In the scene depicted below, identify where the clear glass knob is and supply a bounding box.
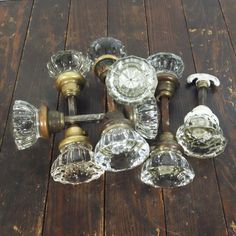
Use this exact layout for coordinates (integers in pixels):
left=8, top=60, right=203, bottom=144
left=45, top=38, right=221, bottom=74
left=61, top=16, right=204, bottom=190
left=51, top=142, right=104, bottom=184
left=176, top=105, right=227, bottom=158
left=130, top=96, right=159, bottom=139
left=12, top=100, right=40, bottom=150
left=147, top=52, right=184, bottom=78
left=94, top=126, right=150, bottom=172
left=47, top=50, right=92, bottom=79
left=141, top=148, right=195, bottom=188
left=88, top=37, right=126, bottom=61
left=106, top=56, right=157, bottom=105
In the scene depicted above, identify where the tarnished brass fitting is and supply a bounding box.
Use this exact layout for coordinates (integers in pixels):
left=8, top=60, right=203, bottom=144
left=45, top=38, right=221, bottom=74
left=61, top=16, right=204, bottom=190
left=152, top=132, right=182, bottom=152
left=93, top=54, right=118, bottom=82
left=56, top=71, right=85, bottom=97
left=59, top=126, right=91, bottom=151
left=38, top=105, right=65, bottom=139
left=155, top=72, right=180, bottom=100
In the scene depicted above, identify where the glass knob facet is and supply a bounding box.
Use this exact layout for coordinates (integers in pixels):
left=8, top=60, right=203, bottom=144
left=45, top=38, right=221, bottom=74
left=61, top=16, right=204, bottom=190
left=47, top=50, right=92, bottom=79
left=141, top=148, right=195, bottom=188
left=127, top=96, right=159, bottom=139
left=51, top=142, right=104, bottom=185
left=106, top=56, right=157, bottom=105
left=147, top=52, right=184, bottom=78
left=94, top=126, right=150, bottom=172
left=88, top=37, right=127, bottom=61
left=176, top=105, right=227, bottom=158
left=12, top=100, right=40, bottom=150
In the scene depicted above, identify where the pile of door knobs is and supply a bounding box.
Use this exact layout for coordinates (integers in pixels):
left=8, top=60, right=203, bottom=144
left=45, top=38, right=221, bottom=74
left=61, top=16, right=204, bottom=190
left=12, top=37, right=227, bottom=188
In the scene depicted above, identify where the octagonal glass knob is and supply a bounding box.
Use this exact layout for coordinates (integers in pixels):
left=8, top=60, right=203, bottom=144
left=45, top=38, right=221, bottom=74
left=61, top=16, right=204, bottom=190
left=47, top=50, right=92, bottom=79
left=147, top=52, right=184, bottom=78
left=106, top=56, right=157, bottom=105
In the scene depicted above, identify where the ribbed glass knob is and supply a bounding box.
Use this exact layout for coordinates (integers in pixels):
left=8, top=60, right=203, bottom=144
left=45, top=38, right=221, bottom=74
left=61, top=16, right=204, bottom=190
left=88, top=37, right=126, bottom=60
left=176, top=105, right=227, bottom=158
left=12, top=100, right=40, bottom=150
left=141, top=149, right=195, bottom=188
left=51, top=142, right=104, bottom=185
left=131, top=96, right=159, bottom=139
left=106, top=56, right=157, bottom=105
left=147, top=52, right=184, bottom=78
left=94, top=127, right=150, bottom=172
left=47, top=50, right=92, bottom=79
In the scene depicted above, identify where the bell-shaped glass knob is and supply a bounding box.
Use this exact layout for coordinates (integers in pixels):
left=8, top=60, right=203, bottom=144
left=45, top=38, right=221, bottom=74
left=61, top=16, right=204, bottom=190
left=176, top=105, right=227, bottom=158
left=106, top=56, right=157, bottom=105
left=94, top=126, right=150, bottom=172
left=147, top=52, right=184, bottom=78
left=51, top=142, right=104, bottom=184
left=141, top=148, right=195, bottom=188
left=88, top=37, right=127, bottom=61
left=12, top=100, right=40, bottom=150
left=47, top=50, right=92, bottom=79
left=127, top=96, right=159, bottom=139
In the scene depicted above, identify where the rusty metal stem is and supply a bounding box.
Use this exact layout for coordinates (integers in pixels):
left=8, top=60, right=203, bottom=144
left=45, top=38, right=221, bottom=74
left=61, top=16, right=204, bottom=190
left=161, top=96, right=170, bottom=132
left=198, top=87, right=208, bottom=105
left=67, top=95, right=77, bottom=116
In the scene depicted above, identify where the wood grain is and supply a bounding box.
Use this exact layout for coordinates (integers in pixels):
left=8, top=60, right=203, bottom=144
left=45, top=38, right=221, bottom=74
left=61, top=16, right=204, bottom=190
left=183, top=0, right=236, bottom=235
left=0, top=1, right=33, bottom=146
left=43, top=0, right=107, bottom=235
left=146, top=0, right=228, bottom=235
left=0, top=0, right=70, bottom=235
left=105, top=1, right=166, bottom=235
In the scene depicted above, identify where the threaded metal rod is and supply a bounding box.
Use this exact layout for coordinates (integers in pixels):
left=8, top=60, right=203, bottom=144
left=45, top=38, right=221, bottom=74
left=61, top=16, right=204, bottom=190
left=65, top=113, right=106, bottom=123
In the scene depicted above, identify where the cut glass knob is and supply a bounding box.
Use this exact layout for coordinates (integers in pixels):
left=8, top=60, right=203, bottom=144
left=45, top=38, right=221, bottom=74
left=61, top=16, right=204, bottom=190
left=176, top=105, right=227, bottom=158
left=106, top=56, right=157, bottom=105
left=187, top=73, right=220, bottom=87
left=51, top=142, right=104, bottom=184
left=141, top=149, right=195, bottom=188
left=94, top=126, right=150, bottom=172
left=12, top=100, right=40, bottom=150
left=147, top=52, right=184, bottom=78
left=47, top=50, right=92, bottom=79
left=127, top=96, right=160, bottom=139
left=88, top=37, right=126, bottom=61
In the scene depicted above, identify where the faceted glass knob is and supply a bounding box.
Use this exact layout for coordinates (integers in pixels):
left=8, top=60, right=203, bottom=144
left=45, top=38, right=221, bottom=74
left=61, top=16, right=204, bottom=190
left=51, top=142, right=104, bottom=185
left=130, top=96, right=159, bottom=139
left=147, top=52, right=184, bottom=78
left=141, top=148, right=195, bottom=188
left=106, top=56, right=157, bottom=105
left=12, top=100, right=40, bottom=150
left=94, top=127, right=150, bottom=172
left=176, top=105, right=227, bottom=158
left=47, top=50, right=92, bottom=79
left=88, top=37, right=127, bottom=61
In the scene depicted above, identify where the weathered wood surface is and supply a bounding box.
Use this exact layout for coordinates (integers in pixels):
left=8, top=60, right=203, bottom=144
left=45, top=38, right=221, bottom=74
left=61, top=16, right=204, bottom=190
left=0, top=0, right=235, bottom=235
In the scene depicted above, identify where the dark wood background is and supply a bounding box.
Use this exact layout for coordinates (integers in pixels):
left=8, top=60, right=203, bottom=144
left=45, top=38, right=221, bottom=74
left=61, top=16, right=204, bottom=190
left=0, top=0, right=236, bottom=235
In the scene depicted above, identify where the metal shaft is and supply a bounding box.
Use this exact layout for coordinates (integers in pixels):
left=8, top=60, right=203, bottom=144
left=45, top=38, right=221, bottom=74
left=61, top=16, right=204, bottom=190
left=161, top=96, right=170, bottom=132
left=65, top=113, right=105, bottom=123
left=197, top=87, right=208, bottom=105
left=67, top=95, right=77, bottom=116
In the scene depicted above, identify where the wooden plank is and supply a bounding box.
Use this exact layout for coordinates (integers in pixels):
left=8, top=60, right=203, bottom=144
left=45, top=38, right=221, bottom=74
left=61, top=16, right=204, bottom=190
left=43, top=0, right=107, bottom=235
left=0, top=0, right=70, bottom=235
left=145, top=0, right=228, bottom=235
left=0, top=1, right=33, bottom=145
left=182, top=0, right=236, bottom=235
left=105, top=0, right=166, bottom=235
left=219, top=0, right=236, bottom=52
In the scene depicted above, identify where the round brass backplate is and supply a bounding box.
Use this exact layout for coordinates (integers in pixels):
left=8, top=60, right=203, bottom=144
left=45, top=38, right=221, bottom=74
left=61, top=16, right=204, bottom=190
left=38, top=105, right=50, bottom=139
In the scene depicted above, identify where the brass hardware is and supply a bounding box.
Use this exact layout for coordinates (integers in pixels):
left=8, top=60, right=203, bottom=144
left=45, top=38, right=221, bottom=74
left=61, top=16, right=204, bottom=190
left=155, top=72, right=179, bottom=100
left=153, top=132, right=182, bottom=152
left=196, top=80, right=209, bottom=89
left=56, top=71, right=85, bottom=97
left=38, top=105, right=50, bottom=139
left=93, top=54, right=118, bottom=82
left=59, top=126, right=91, bottom=151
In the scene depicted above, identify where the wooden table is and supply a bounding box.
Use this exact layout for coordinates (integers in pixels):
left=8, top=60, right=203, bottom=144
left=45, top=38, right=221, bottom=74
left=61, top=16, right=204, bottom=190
left=0, top=0, right=236, bottom=235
